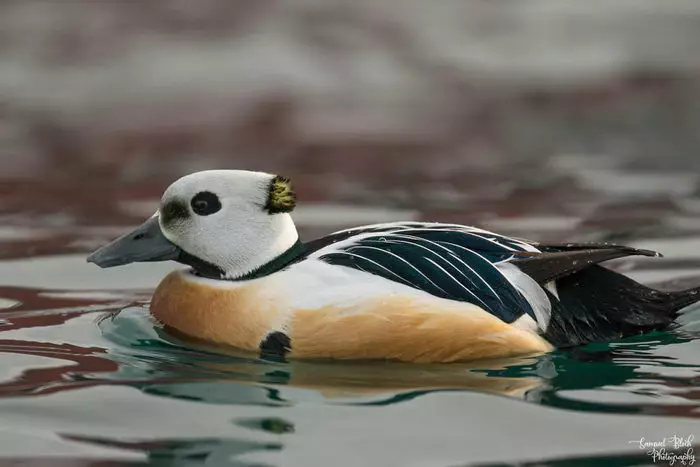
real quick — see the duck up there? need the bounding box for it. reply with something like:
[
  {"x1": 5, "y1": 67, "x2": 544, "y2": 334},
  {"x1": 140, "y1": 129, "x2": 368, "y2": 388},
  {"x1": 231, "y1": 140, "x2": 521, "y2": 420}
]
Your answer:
[{"x1": 87, "y1": 169, "x2": 700, "y2": 363}]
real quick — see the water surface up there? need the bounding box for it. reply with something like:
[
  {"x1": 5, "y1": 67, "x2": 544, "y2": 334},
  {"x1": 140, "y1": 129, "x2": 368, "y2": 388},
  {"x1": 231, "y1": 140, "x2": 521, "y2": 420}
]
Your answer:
[
  {"x1": 2, "y1": 2, "x2": 700, "y2": 465},
  {"x1": 1, "y1": 158, "x2": 700, "y2": 466}
]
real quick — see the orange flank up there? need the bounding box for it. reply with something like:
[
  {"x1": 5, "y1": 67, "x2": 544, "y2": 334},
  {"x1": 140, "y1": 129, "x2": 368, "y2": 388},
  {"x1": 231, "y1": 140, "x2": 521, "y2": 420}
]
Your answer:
[
  {"x1": 289, "y1": 298, "x2": 552, "y2": 363},
  {"x1": 150, "y1": 271, "x2": 553, "y2": 363}
]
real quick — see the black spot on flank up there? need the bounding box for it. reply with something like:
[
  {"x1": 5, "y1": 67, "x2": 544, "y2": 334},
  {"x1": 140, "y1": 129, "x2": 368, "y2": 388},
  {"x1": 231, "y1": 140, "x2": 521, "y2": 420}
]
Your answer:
[
  {"x1": 160, "y1": 200, "x2": 190, "y2": 226},
  {"x1": 260, "y1": 331, "x2": 291, "y2": 360}
]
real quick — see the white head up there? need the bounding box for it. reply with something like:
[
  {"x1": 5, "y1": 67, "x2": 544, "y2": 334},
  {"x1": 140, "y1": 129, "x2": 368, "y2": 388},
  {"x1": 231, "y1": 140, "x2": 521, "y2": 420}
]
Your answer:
[
  {"x1": 159, "y1": 170, "x2": 298, "y2": 278},
  {"x1": 88, "y1": 170, "x2": 300, "y2": 280}
]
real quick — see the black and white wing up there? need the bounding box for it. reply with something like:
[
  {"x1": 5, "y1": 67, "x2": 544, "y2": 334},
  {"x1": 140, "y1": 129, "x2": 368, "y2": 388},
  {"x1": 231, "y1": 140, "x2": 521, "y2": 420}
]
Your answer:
[
  {"x1": 304, "y1": 222, "x2": 661, "y2": 332},
  {"x1": 307, "y1": 222, "x2": 541, "y2": 324}
]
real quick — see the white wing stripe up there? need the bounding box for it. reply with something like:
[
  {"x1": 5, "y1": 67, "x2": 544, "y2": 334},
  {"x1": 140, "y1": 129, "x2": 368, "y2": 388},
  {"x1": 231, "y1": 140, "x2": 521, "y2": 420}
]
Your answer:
[
  {"x1": 423, "y1": 257, "x2": 491, "y2": 310},
  {"x1": 389, "y1": 235, "x2": 505, "y2": 304},
  {"x1": 390, "y1": 234, "x2": 491, "y2": 290},
  {"x1": 308, "y1": 231, "x2": 391, "y2": 258},
  {"x1": 400, "y1": 228, "x2": 518, "y2": 252},
  {"x1": 345, "y1": 245, "x2": 450, "y2": 296},
  {"x1": 436, "y1": 240, "x2": 518, "y2": 304},
  {"x1": 331, "y1": 250, "x2": 409, "y2": 285}
]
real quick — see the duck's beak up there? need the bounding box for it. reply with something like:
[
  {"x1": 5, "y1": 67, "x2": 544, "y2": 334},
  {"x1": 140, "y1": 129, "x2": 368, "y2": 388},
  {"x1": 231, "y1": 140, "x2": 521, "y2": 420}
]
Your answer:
[{"x1": 87, "y1": 216, "x2": 182, "y2": 268}]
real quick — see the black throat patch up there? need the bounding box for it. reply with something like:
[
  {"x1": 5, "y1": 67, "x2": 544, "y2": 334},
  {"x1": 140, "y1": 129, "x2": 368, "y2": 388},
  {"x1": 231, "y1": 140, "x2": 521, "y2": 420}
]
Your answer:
[
  {"x1": 178, "y1": 250, "x2": 227, "y2": 279},
  {"x1": 183, "y1": 240, "x2": 307, "y2": 281},
  {"x1": 235, "y1": 240, "x2": 306, "y2": 281}
]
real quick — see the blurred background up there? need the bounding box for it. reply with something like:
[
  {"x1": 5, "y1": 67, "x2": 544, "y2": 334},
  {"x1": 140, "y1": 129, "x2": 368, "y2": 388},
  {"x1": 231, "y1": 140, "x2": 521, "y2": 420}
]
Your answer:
[
  {"x1": 1, "y1": 0, "x2": 700, "y2": 258},
  {"x1": 3, "y1": 3, "x2": 700, "y2": 463}
]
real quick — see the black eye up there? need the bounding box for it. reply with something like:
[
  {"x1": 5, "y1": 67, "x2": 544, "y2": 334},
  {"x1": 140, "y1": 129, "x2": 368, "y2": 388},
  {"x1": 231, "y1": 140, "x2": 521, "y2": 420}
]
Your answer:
[{"x1": 190, "y1": 191, "x2": 221, "y2": 216}]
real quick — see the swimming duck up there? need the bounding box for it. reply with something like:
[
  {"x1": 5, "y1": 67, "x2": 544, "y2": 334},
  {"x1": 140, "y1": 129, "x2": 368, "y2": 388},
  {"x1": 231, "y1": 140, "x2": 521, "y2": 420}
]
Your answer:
[{"x1": 88, "y1": 170, "x2": 700, "y2": 363}]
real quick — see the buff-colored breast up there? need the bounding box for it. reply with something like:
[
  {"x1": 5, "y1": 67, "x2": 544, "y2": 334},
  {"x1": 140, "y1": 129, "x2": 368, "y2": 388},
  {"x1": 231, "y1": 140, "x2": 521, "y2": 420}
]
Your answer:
[{"x1": 150, "y1": 271, "x2": 282, "y2": 351}]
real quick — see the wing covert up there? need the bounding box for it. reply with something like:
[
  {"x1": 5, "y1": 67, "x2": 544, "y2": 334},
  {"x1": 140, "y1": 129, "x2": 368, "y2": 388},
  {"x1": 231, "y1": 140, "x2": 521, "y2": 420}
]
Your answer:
[{"x1": 313, "y1": 225, "x2": 538, "y2": 323}]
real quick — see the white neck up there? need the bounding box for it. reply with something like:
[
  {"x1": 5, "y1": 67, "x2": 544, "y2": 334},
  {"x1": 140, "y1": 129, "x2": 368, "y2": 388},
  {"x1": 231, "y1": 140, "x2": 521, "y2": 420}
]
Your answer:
[{"x1": 222, "y1": 214, "x2": 299, "y2": 280}]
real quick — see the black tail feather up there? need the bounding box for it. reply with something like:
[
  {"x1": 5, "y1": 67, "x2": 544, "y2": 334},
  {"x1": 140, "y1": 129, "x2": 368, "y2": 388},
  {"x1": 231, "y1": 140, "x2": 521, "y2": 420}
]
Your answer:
[
  {"x1": 667, "y1": 287, "x2": 700, "y2": 313},
  {"x1": 544, "y1": 265, "x2": 700, "y2": 348}
]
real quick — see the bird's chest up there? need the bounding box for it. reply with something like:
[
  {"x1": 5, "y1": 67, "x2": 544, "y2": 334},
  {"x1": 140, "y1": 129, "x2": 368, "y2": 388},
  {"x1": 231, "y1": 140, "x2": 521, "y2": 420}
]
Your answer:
[{"x1": 150, "y1": 270, "x2": 286, "y2": 351}]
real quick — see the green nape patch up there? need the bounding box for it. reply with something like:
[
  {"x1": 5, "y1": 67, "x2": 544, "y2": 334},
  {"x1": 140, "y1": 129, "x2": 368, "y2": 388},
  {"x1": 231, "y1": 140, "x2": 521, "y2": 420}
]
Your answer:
[{"x1": 265, "y1": 175, "x2": 296, "y2": 214}]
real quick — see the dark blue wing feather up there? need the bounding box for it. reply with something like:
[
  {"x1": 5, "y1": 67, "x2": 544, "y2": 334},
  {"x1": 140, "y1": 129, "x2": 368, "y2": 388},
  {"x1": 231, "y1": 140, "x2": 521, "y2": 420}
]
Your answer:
[{"x1": 314, "y1": 223, "x2": 538, "y2": 323}]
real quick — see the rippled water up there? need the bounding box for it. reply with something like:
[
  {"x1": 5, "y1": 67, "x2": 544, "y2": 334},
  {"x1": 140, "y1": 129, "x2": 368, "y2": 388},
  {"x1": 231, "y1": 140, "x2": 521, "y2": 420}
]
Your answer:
[
  {"x1": 1, "y1": 158, "x2": 700, "y2": 466},
  {"x1": 3, "y1": 2, "x2": 700, "y2": 465}
]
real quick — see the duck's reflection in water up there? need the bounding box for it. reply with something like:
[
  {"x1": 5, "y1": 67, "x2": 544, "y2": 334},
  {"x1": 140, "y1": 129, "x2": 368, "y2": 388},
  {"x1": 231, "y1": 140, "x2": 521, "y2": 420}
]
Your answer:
[
  {"x1": 151, "y1": 324, "x2": 544, "y2": 403},
  {"x1": 3, "y1": 304, "x2": 700, "y2": 415},
  {"x1": 0, "y1": 305, "x2": 545, "y2": 404}
]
